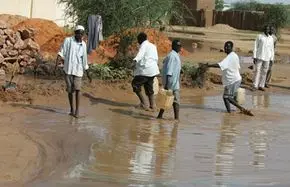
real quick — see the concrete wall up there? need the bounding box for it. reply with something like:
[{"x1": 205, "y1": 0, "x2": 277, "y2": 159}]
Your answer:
[{"x1": 0, "y1": 0, "x2": 72, "y2": 26}]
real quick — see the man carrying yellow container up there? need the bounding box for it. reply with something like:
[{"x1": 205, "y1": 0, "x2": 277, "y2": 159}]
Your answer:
[{"x1": 157, "y1": 40, "x2": 182, "y2": 120}]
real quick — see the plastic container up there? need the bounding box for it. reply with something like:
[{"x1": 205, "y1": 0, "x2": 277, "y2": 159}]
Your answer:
[
  {"x1": 236, "y1": 88, "x2": 246, "y2": 105},
  {"x1": 153, "y1": 77, "x2": 159, "y2": 95},
  {"x1": 156, "y1": 89, "x2": 174, "y2": 110}
]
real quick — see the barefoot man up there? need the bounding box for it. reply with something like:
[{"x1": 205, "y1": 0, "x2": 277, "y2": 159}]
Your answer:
[
  {"x1": 56, "y1": 25, "x2": 92, "y2": 118},
  {"x1": 132, "y1": 32, "x2": 160, "y2": 110},
  {"x1": 206, "y1": 41, "x2": 253, "y2": 116},
  {"x1": 157, "y1": 40, "x2": 182, "y2": 120}
]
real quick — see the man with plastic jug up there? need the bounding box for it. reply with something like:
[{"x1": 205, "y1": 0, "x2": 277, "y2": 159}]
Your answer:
[
  {"x1": 157, "y1": 40, "x2": 182, "y2": 120},
  {"x1": 132, "y1": 32, "x2": 160, "y2": 111},
  {"x1": 206, "y1": 41, "x2": 253, "y2": 116}
]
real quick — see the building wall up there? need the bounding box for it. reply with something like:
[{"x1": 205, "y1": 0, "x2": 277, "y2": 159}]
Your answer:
[
  {"x1": 196, "y1": 0, "x2": 215, "y2": 10},
  {"x1": 181, "y1": 0, "x2": 215, "y2": 10},
  {"x1": 0, "y1": 0, "x2": 72, "y2": 26}
]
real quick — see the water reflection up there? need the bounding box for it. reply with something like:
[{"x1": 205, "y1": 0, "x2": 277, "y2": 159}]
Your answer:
[
  {"x1": 252, "y1": 94, "x2": 270, "y2": 109},
  {"x1": 87, "y1": 119, "x2": 178, "y2": 185},
  {"x1": 249, "y1": 126, "x2": 269, "y2": 169},
  {"x1": 214, "y1": 115, "x2": 239, "y2": 186}
]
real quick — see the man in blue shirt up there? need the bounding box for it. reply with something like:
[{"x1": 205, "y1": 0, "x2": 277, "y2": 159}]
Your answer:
[{"x1": 157, "y1": 40, "x2": 182, "y2": 120}]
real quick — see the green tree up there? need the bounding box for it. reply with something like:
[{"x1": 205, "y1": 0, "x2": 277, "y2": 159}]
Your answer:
[
  {"x1": 215, "y1": 0, "x2": 224, "y2": 11},
  {"x1": 58, "y1": 0, "x2": 186, "y2": 37}
]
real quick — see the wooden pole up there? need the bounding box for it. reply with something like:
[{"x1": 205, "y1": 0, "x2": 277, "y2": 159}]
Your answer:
[{"x1": 30, "y1": 0, "x2": 34, "y2": 18}]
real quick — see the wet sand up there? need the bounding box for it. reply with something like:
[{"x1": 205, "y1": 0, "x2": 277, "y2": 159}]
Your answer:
[{"x1": 0, "y1": 76, "x2": 290, "y2": 187}]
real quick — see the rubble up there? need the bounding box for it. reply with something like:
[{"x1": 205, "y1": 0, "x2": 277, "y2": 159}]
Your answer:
[{"x1": 0, "y1": 25, "x2": 40, "y2": 72}]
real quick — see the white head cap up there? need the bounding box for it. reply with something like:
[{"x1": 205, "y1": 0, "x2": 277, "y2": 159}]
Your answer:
[{"x1": 75, "y1": 25, "x2": 85, "y2": 31}]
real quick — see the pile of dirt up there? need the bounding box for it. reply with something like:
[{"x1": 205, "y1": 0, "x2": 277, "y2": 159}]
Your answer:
[
  {"x1": 0, "y1": 14, "x2": 27, "y2": 28},
  {"x1": 13, "y1": 18, "x2": 65, "y2": 46},
  {"x1": 40, "y1": 34, "x2": 71, "y2": 54},
  {"x1": 40, "y1": 28, "x2": 189, "y2": 64},
  {"x1": 208, "y1": 24, "x2": 237, "y2": 32},
  {"x1": 90, "y1": 28, "x2": 189, "y2": 64}
]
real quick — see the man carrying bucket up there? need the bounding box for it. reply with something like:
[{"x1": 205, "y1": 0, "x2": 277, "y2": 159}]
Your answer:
[
  {"x1": 206, "y1": 41, "x2": 253, "y2": 116},
  {"x1": 157, "y1": 40, "x2": 182, "y2": 120}
]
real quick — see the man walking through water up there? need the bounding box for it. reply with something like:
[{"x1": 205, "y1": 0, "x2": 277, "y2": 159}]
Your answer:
[
  {"x1": 252, "y1": 25, "x2": 274, "y2": 91},
  {"x1": 157, "y1": 40, "x2": 182, "y2": 120},
  {"x1": 132, "y1": 32, "x2": 160, "y2": 111},
  {"x1": 206, "y1": 41, "x2": 253, "y2": 116},
  {"x1": 56, "y1": 25, "x2": 92, "y2": 118}
]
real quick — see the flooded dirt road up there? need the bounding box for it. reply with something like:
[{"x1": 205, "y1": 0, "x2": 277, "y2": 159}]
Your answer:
[{"x1": 1, "y1": 87, "x2": 290, "y2": 187}]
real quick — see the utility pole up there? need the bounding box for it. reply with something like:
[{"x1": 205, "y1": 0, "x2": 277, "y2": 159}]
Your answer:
[{"x1": 30, "y1": 0, "x2": 34, "y2": 18}]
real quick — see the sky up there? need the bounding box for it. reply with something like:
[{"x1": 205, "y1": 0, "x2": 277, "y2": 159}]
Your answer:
[{"x1": 224, "y1": 0, "x2": 290, "y2": 4}]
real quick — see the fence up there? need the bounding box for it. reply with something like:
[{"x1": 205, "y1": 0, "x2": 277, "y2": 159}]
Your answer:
[
  {"x1": 213, "y1": 10, "x2": 265, "y2": 31},
  {"x1": 171, "y1": 10, "x2": 265, "y2": 31}
]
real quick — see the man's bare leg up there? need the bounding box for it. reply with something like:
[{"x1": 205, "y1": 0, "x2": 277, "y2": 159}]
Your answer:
[
  {"x1": 223, "y1": 97, "x2": 231, "y2": 113},
  {"x1": 148, "y1": 94, "x2": 156, "y2": 111},
  {"x1": 75, "y1": 90, "x2": 80, "y2": 118},
  {"x1": 68, "y1": 93, "x2": 74, "y2": 116},
  {"x1": 226, "y1": 97, "x2": 254, "y2": 116},
  {"x1": 173, "y1": 103, "x2": 180, "y2": 120},
  {"x1": 136, "y1": 91, "x2": 147, "y2": 109},
  {"x1": 157, "y1": 109, "x2": 165, "y2": 119}
]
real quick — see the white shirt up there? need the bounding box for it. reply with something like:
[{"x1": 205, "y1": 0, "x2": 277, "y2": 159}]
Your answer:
[
  {"x1": 58, "y1": 36, "x2": 89, "y2": 77},
  {"x1": 253, "y1": 33, "x2": 274, "y2": 62},
  {"x1": 218, "y1": 52, "x2": 242, "y2": 86},
  {"x1": 134, "y1": 40, "x2": 160, "y2": 77}
]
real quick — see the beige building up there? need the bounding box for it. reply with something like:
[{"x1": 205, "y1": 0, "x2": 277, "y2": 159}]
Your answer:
[{"x1": 0, "y1": 0, "x2": 72, "y2": 26}]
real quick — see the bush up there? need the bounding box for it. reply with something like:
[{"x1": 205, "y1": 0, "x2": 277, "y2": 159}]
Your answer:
[
  {"x1": 181, "y1": 62, "x2": 207, "y2": 88},
  {"x1": 89, "y1": 57, "x2": 133, "y2": 80}
]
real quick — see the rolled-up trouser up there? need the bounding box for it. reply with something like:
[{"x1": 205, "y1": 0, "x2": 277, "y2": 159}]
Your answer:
[
  {"x1": 132, "y1": 76, "x2": 155, "y2": 96},
  {"x1": 223, "y1": 80, "x2": 241, "y2": 101},
  {"x1": 253, "y1": 59, "x2": 270, "y2": 88}
]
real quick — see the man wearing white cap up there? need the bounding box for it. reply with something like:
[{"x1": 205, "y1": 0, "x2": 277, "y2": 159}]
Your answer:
[{"x1": 56, "y1": 25, "x2": 92, "y2": 118}]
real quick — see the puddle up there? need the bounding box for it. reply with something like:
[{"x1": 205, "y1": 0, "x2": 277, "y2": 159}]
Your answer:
[
  {"x1": 57, "y1": 93, "x2": 290, "y2": 186},
  {"x1": 7, "y1": 93, "x2": 290, "y2": 186}
]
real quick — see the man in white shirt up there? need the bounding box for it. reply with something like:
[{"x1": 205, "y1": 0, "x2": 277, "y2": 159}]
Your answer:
[
  {"x1": 252, "y1": 25, "x2": 274, "y2": 91},
  {"x1": 56, "y1": 25, "x2": 92, "y2": 118},
  {"x1": 132, "y1": 32, "x2": 160, "y2": 110},
  {"x1": 206, "y1": 41, "x2": 253, "y2": 116},
  {"x1": 265, "y1": 25, "x2": 277, "y2": 88}
]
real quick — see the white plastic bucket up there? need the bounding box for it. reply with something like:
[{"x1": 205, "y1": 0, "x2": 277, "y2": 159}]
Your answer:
[
  {"x1": 156, "y1": 89, "x2": 174, "y2": 110},
  {"x1": 153, "y1": 77, "x2": 159, "y2": 95},
  {"x1": 237, "y1": 88, "x2": 246, "y2": 105}
]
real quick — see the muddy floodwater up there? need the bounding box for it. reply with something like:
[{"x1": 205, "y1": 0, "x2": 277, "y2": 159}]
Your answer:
[{"x1": 1, "y1": 91, "x2": 290, "y2": 187}]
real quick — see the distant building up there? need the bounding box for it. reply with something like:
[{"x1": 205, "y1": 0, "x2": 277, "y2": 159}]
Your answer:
[
  {"x1": 180, "y1": 0, "x2": 215, "y2": 27},
  {"x1": 0, "y1": 0, "x2": 72, "y2": 26}
]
